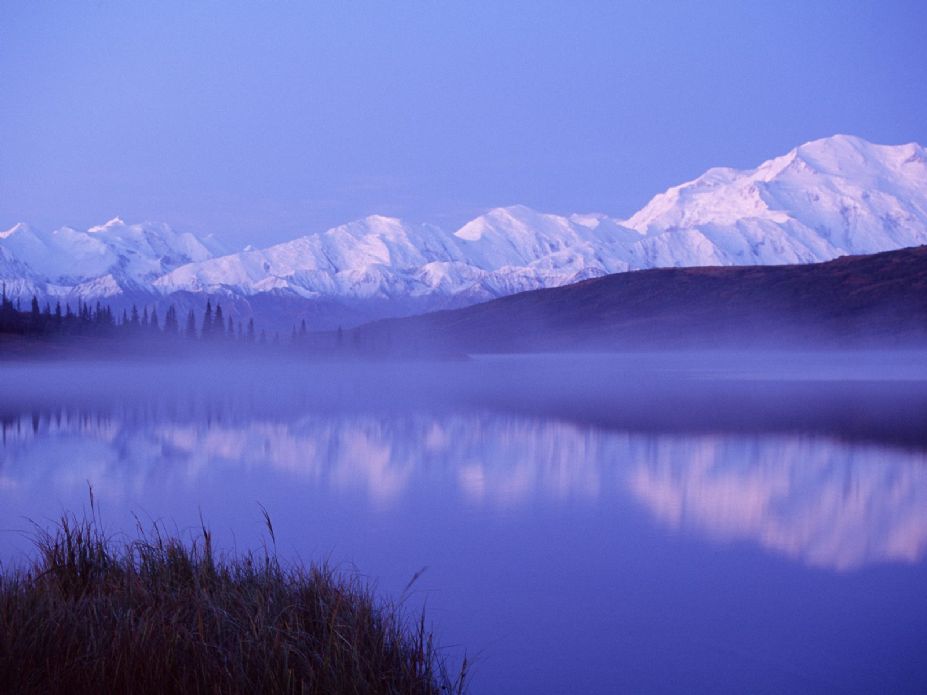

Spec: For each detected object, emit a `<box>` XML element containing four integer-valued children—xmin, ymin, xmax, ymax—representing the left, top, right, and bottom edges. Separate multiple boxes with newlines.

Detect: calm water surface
<box><xmin>1</xmin><ymin>354</ymin><xmax>926</xmax><ymax>693</ymax></box>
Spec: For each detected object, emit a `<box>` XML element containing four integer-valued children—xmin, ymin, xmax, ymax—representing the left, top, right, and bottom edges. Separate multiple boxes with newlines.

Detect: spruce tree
<box><xmin>164</xmin><ymin>305</ymin><xmax>179</xmax><ymax>335</ymax></box>
<box><xmin>185</xmin><ymin>309</ymin><xmax>198</xmax><ymax>339</ymax></box>
<box><xmin>214</xmin><ymin>304</ymin><xmax>224</xmax><ymax>339</ymax></box>
<box><xmin>203</xmin><ymin>301</ymin><xmax>213</xmax><ymax>339</ymax></box>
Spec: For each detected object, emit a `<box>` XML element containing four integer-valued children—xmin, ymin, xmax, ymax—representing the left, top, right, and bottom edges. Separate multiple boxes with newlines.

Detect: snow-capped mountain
<box><xmin>155</xmin><ymin>216</ymin><xmax>464</xmax><ymax>300</ymax></box>
<box><xmin>0</xmin><ymin>217</ymin><xmax>223</xmax><ymax>300</ymax></box>
<box><xmin>2</xmin><ymin>134</ymin><xmax>926</xmax><ymax>327</ymax></box>
<box><xmin>153</xmin><ymin>208</ymin><xmax>639</xmax><ymax>303</ymax></box>
<box><xmin>625</xmin><ymin>134</ymin><xmax>927</xmax><ymax>264</ymax></box>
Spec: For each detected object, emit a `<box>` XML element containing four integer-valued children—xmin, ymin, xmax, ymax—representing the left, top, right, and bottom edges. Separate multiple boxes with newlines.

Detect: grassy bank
<box><xmin>0</xmin><ymin>511</ymin><xmax>466</xmax><ymax>694</ymax></box>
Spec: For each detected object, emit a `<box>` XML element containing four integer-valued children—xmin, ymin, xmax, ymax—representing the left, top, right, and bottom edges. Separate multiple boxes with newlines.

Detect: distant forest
<box><xmin>0</xmin><ymin>285</ymin><xmax>339</xmax><ymax>351</ymax></box>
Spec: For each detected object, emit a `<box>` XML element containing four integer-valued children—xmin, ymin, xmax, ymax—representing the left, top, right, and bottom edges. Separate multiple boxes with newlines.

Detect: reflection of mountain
<box><xmin>0</xmin><ymin>412</ymin><xmax>607</xmax><ymax>507</ymax></box>
<box><xmin>2</xmin><ymin>411</ymin><xmax>926</xmax><ymax>570</ymax></box>
<box><xmin>626</xmin><ymin>436</ymin><xmax>927</xmax><ymax>570</ymax></box>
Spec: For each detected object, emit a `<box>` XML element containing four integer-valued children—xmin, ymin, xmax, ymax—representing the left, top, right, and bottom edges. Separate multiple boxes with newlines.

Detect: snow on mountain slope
<box><xmin>154</xmin><ymin>207</ymin><xmax>644</xmax><ymax>303</ymax></box>
<box><xmin>625</xmin><ymin>134</ymin><xmax>927</xmax><ymax>264</ymax></box>
<box><xmin>155</xmin><ymin>216</ymin><xmax>465</xmax><ymax>299</ymax></box>
<box><xmin>0</xmin><ymin>218</ymin><xmax>220</xmax><ymax>296</ymax></box>
<box><xmin>454</xmin><ymin>205</ymin><xmax>640</xmax><ymax>272</ymax></box>
<box><xmin>2</xmin><ymin>134</ymin><xmax>926</xmax><ymax>327</ymax></box>
<box><xmin>0</xmin><ymin>243</ymin><xmax>42</xmax><ymax>298</ymax></box>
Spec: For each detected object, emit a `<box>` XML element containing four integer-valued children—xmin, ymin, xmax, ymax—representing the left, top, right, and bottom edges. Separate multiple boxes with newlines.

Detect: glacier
<box><xmin>2</xmin><ymin>134</ymin><xmax>926</xmax><ymax>328</ymax></box>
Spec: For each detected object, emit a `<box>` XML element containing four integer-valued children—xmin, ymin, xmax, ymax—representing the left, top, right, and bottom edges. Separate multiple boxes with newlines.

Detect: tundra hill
<box><xmin>352</xmin><ymin>245</ymin><xmax>927</xmax><ymax>352</ymax></box>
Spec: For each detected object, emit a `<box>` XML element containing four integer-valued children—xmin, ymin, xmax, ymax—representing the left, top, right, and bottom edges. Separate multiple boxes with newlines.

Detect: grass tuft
<box><xmin>0</xmin><ymin>510</ymin><xmax>466</xmax><ymax>694</ymax></box>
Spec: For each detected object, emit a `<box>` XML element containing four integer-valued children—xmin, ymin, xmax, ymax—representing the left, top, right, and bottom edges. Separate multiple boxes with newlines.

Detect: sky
<box><xmin>2</xmin><ymin>1</ymin><xmax>926</xmax><ymax>249</ymax></box>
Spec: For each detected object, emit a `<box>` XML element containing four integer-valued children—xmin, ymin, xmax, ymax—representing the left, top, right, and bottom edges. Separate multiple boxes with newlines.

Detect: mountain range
<box><xmin>2</xmin><ymin>134</ymin><xmax>926</xmax><ymax>329</ymax></box>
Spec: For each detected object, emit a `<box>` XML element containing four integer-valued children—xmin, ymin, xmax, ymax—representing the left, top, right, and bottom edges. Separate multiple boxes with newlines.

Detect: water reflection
<box><xmin>2</xmin><ymin>409</ymin><xmax>926</xmax><ymax>571</ymax></box>
<box><xmin>625</xmin><ymin>436</ymin><xmax>927</xmax><ymax>570</ymax></box>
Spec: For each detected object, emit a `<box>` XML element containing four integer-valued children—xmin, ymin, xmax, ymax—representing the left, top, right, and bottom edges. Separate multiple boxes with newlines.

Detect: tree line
<box><xmin>0</xmin><ymin>285</ymin><xmax>264</xmax><ymax>344</ymax></box>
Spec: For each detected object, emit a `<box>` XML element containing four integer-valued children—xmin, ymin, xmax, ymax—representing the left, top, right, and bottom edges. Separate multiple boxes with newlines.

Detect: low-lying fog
<box><xmin>2</xmin><ymin>351</ymin><xmax>926</xmax><ymax>693</ymax></box>
<box><xmin>3</xmin><ymin>351</ymin><xmax>927</xmax><ymax>445</ymax></box>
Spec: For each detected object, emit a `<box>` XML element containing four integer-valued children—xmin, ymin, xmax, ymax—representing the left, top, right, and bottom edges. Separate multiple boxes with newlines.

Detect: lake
<box><xmin>1</xmin><ymin>353</ymin><xmax>926</xmax><ymax>693</ymax></box>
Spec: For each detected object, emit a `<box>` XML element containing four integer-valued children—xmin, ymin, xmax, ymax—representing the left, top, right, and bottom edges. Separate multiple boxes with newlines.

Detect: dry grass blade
<box><xmin>0</xmin><ymin>511</ymin><xmax>467</xmax><ymax>694</ymax></box>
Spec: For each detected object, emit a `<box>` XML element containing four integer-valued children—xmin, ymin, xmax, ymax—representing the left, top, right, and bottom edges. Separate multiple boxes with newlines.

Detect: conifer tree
<box><xmin>185</xmin><ymin>309</ymin><xmax>197</xmax><ymax>339</ymax></box>
<box><xmin>247</xmin><ymin>318</ymin><xmax>255</xmax><ymax>343</ymax></box>
<box><xmin>201</xmin><ymin>301</ymin><xmax>213</xmax><ymax>339</ymax></box>
<box><xmin>164</xmin><ymin>305</ymin><xmax>179</xmax><ymax>335</ymax></box>
<box><xmin>214</xmin><ymin>304</ymin><xmax>224</xmax><ymax>339</ymax></box>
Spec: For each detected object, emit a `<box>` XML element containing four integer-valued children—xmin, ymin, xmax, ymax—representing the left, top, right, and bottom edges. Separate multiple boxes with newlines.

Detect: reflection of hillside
<box><xmin>0</xmin><ymin>412</ymin><xmax>607</xmax><ymax>506</ymax></box>
<box><xmin>625</xmin><ymin>436</ymin><xmax>927</xmax><ymax>570</ymax></box>
<box><xmin>2</xmin><ymin>411</ymin><xmax>926</xmax><ymax>569</ymax></box>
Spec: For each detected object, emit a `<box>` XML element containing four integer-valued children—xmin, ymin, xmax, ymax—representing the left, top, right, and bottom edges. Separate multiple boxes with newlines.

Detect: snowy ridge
<box><xmin>0</xmin><ymin>218</ymin><xmax>222</xmax><ymax>298</ymax></box>
<box><xmin>625</xmin><ymin>135</ymin><xmax>927</xmax><ymax>264</ymax></box>
<box><xmin>2</xmin><ymin>135</ymin><xmax>927</xmax><ymax>325</ymax></box>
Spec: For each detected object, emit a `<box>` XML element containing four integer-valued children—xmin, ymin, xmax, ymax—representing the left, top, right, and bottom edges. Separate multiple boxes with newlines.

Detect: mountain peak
<box><xmin>791</xmin><ymin>134</ymin><xmax>927</xmax><ymax>176</ymax></box>
<box><xmin>454</xmin><ymin>205</ymin><xmax>547</xmax><ymax>242</ymax></box>
<box><xmin>626</xmin><ymin>134</ymin><xmax>927</xmax><ymax>240</ymax></box>
<box><xmin>360</xmin><ymin>213</ymin><xmax>402</xmax><ymax>226</ymax></box>
<box><xmin>88</xmin><ymin>216</ymin><xmax>127</xmax><ymax>233</ymax></box>
<box><xmin>0</xmin><ymin>222</ymin><xmax>34</xmax><ymax>239</ymax></box>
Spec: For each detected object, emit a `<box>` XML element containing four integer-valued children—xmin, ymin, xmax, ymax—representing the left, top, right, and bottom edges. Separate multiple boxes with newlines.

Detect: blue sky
<box><xmin>2</xmin><ymin>1</ymin><xmax>925</xmax><ymax>248</ymax></box>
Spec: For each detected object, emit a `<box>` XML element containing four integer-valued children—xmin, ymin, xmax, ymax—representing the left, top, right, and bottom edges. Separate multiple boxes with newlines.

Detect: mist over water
<box><xmin>2</xmin><ymin>352</ymin><xmax>927</xmax><ymax>693</ymax></box>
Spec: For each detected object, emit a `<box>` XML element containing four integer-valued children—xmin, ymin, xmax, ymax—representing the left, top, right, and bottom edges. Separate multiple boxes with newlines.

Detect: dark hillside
<box><xmin>353</xmin><ymin>246</ymin><xmax>927</xmax><ymax>352</ymax></box>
